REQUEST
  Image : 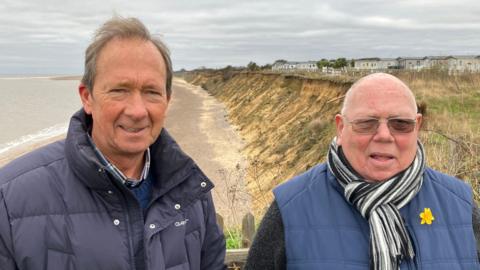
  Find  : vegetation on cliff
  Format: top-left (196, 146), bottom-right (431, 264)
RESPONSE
top-left (182, 69), bottom-right (480, 215)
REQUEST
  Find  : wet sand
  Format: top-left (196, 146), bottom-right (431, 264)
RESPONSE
top-left (0, 78), bottom-right (250, 227)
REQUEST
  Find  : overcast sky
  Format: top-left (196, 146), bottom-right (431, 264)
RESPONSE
top-left (1, 0), bottom-right (479, 75)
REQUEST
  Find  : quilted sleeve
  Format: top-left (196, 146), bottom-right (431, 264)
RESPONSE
top-left (0, 190), bottom-right (17, 269)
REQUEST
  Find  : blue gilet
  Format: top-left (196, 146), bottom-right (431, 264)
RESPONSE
top-left (274, 163), bottom-right (479, 270)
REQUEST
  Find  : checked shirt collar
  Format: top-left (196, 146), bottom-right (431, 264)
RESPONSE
top-left (87, 133), bottom-right (150, 188)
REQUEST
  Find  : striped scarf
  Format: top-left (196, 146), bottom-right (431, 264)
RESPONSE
top-left (327, 138), bottom-right (425, 270)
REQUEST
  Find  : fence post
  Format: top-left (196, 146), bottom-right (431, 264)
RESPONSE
top-left (216, 213), bottom-right (224, 231)
top-left (241, 212), bottom-right (255, 248)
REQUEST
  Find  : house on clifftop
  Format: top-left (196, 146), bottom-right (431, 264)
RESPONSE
top-left (354, 55), bottom-right (480, 72)
top-left (272, 61), bottom-right (318, 72)
top-left (354, 58), bottom-right (399, 70)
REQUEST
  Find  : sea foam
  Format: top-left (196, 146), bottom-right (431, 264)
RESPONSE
top-left (0, 123), bottom-right (68, 155)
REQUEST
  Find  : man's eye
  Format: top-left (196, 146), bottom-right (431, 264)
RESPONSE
top-left (356, 119), bottom-right (377, 126)
top-left (392, 119), bottom-right (410, 124)
top-left (390, 119), bottom-right (414, 129)
top-left (110, 88), bottom-right (127, 93)
top-left (147, 90), bottom-right (160, 95)
top-left (353, 119), bottom-right (377, 130)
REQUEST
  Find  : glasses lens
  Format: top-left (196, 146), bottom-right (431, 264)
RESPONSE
top-left (388, 119), bottom-right (416, 133)
top-left (351, 119), bottom-right (378, 133)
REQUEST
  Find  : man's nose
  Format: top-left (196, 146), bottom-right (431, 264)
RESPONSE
top-left (373, 121), bottom-right (394, 141)
top-left (125, 92), bottom-right (148, 119)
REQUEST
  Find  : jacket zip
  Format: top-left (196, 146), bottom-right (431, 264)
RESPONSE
top-left (120, 190), bottom-right (137, 270)
top-left (408, 228), bottom-right (421, 270)
top-left (101, 169), bottom-right (139, 270)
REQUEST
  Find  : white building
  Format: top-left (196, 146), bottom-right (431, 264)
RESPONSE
top-left (424, 56), bottom-right (450, 70)
top-left (354, 58), bottom-right (380, 70)
top-left (354, 58), bottom-right (399, 70)
top-left (272, 61), bottom-right (318, 72)
top-left (274, 55), bottom-right (480, 73)
top-left (296, 61), bottom-right (318, 71)
top-left (353, 55), bottom-right (480, 72)
top-left (447, 55), bottom-right (480, 72)
top-left (398, 57), bottom-right (427, 70)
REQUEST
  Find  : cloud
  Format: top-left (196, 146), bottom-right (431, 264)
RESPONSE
top-left (0, 0), bottom-right (479, 73)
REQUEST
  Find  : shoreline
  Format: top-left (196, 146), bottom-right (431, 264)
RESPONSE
top-left (50, 75), bottom-right (82, 80)
top-left (0, 75), bottom-right (81, 80)
top-left (0, 134), bottom-right (66, 167)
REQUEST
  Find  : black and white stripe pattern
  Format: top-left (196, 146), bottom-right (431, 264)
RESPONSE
top-left (327, 138), bottom-right (425, 270)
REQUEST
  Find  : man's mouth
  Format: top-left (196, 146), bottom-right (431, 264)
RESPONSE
top-left (370, 153), bottom-right (394, 161)
top-left (120, 126), bottom-right (145, 133)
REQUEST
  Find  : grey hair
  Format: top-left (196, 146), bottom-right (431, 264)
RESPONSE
top-left (81, 16), bottom-right (173, 97)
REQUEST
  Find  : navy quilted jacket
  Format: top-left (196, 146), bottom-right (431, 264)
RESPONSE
top-left (0, 110), bottom-right (227, 270)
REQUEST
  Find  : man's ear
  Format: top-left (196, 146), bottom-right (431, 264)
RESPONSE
top-left (335, 114), bottom-right (345, 145)
top-left (415, 113), bottom-right (423, 132)
top-left (79, 83), bottom-right (93, 114)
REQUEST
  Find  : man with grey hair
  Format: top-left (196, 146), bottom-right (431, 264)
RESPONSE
top-left (0, 17), bottom-right (226, 269)
top-left (245, 73), bottom-right (480, 270)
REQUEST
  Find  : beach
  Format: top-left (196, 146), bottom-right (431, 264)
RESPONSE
top-left (167, 78), bottom-right (250, 226)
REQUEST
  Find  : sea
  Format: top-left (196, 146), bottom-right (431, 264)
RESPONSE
top-left (0, 76), bottom-right (82, 156)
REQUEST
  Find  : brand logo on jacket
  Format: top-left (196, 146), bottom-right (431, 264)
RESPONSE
top-left (175, 219), bottom-right (189, 227)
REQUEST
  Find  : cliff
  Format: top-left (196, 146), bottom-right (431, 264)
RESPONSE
top-left (183, 69), bottom-right (480, 215)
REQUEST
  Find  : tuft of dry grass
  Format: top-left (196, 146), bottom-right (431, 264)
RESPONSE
top-left (406, 70), bottom-right (480, 202)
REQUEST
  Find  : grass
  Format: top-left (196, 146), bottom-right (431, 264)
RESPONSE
top-left (225, 229), bottom-right (243, 249)
top-left (406, 70), bottom-right (480, 201)
top-left (425, 95), bottom-right (480, 130)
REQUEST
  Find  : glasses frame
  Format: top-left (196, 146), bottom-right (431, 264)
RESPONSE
top-left (342, 115), bottom-right (418, 134)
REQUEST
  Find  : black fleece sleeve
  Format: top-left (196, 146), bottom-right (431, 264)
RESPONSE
top-left (473, 200), bottom-right (480, 262)
top-left (244, 201), bottom-right (286, 270)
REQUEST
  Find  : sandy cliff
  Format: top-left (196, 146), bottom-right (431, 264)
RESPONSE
top-left (184, 69), bottom-right (480, 215)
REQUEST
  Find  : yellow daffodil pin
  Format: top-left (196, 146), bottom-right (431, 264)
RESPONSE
top-left (419, 208), bottom-right (435, 225)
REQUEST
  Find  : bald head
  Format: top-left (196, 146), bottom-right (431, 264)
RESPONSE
top-left (335, 72), bottom-right (422, 182)
top-left (341, 73), bottom-right (417, 116)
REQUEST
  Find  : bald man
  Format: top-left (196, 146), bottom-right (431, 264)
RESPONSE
top-left (245, 73), bottom-right (480, 270)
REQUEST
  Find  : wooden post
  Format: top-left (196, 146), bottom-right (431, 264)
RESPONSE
top-left (225, 248), bottom-right (249, 268)
top-left (216, 213), bottom-right (224, 231)
top-left (241, 212), bottom-right (255, 248)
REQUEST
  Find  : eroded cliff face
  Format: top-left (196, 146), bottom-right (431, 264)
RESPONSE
top-left (184, 71), bottom-right (352, 214)
top-left (184, 69), bottom-right (480, 215)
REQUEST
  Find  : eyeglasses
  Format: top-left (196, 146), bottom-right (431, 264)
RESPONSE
top-left (343, 116), bottom-right (417, 134)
